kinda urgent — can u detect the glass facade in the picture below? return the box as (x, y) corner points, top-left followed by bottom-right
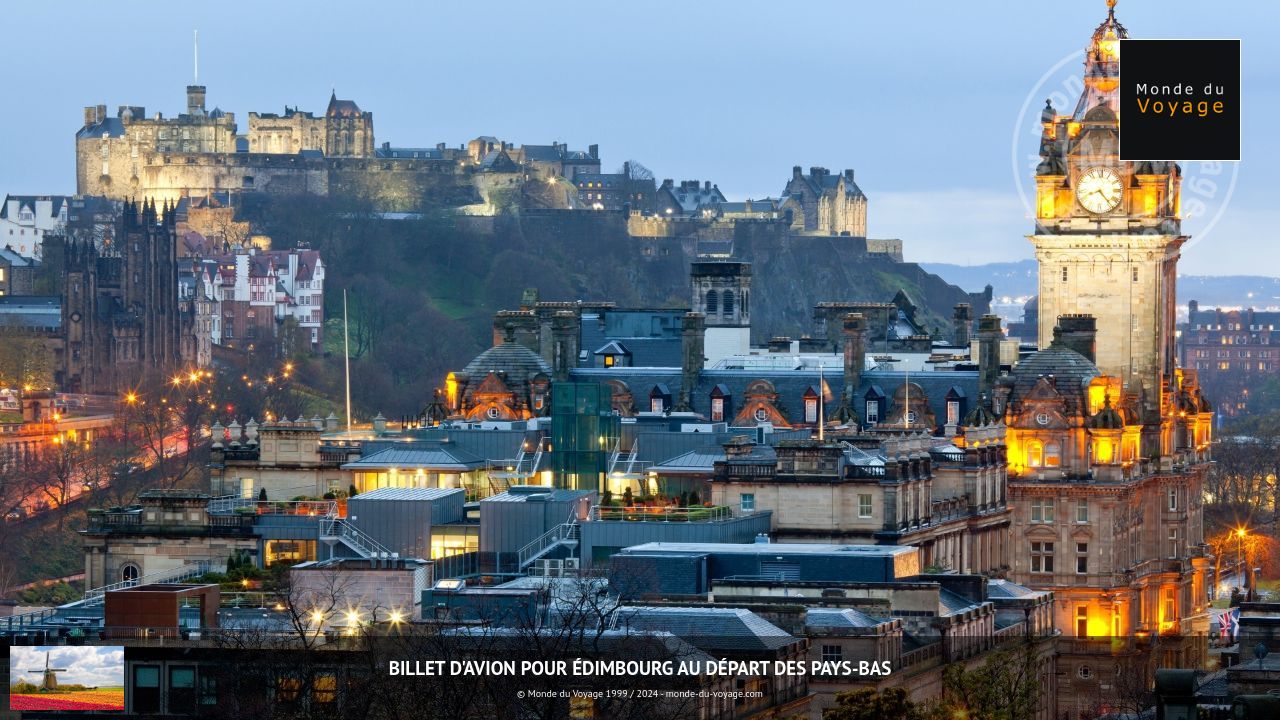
(550, 382), (620, 492)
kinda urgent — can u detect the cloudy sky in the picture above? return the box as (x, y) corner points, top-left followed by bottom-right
(9, 646), (124, 688)
(0, 1), (1273, 274)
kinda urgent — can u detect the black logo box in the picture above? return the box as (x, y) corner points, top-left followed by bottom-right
(1119, 39), (1240, 162)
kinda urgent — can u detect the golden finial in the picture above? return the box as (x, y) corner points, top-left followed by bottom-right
(1106, 0), (1117, 8)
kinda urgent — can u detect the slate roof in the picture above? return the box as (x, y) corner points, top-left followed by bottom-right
(342, 444), (485, 471)
(985, 579), (1046, 600)
(615, 606), (798, 652)
(0, 248), (36, 267)
(804, 607), (885, 629)
(649, 447), (726, 473)
(520, 145), (564, 163)
(0, 295), (60, 330)
(939, 588), (984, 615)
(1187, 306), (1280, 327)
(461, 342), (553, 402)
(569, 366), (979, 433)
(1006, 342), (1099, 417)
(1, 195), (69, 219)
(326, 92), (363, 117)
(375, 147), (444, 159)
(76, 117), (126, 139)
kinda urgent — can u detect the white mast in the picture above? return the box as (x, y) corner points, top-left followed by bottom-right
(343, 290), (352, 434)
(193, 30), (199, 83)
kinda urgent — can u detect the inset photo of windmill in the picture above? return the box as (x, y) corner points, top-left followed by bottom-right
(8, 646), (124, 712)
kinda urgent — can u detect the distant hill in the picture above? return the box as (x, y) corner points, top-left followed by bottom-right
(923, 259), (1280, 309)
(241, 196), (985, 416)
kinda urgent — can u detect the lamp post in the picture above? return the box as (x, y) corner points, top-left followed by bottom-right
(1237, 527), (1249, 601)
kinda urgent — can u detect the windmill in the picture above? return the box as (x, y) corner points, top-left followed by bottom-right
(28, 651), (68, 690)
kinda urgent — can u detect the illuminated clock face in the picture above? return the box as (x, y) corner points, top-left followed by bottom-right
(1076, 167), (1124, 214)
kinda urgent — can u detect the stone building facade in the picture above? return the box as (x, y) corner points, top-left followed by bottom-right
(1007, 6), (1217, 716)
(1179, 301), (1280, 418)
(54, 200), (205, 393)
(780, 166), (867, 236)
(81, 490), (257, 589)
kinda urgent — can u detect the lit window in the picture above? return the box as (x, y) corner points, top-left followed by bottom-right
(865, 400), (879, 424)
(1076, 606), (1089, 637)
(946, 400), (960, 425)
(1045, 443), (1062, 467)
(1027, 441), (1044, 467)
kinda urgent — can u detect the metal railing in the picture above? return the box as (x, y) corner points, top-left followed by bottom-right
(3, 560), (225, 632)
(517, 508), (580, 569)
(590, 504), (735, 523)
(319, 515), (394, 559)
(75, 560), (222, 607)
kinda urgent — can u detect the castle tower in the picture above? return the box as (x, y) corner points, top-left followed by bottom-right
(186, 85), (206, 117)
(1029, 0), (1182, 431)
(691, 260), (751, 367)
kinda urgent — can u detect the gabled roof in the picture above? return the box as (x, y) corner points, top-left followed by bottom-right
(593, 340), (630, 356)
(1, 195), (69, 219)
(326, 92), (363, 118)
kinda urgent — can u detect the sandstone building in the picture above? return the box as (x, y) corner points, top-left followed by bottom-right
(52, 200), (209, 393)
(1007, 5), (1215, 716)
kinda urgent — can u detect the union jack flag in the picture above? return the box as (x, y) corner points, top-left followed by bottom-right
(1218, 608), (1239, 640)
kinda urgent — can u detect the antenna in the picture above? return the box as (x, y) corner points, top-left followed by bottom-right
(193, 30), (199, 83)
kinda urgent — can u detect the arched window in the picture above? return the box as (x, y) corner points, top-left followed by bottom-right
(1027, 441), (1044, 468)
(121, 563), (140, 583)
(722, 290), (735, 314)
(705, 290), (718, 314)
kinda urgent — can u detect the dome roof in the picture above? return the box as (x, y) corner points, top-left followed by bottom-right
(1007, 343), (1101, 418)
(461, 341), (553, 390)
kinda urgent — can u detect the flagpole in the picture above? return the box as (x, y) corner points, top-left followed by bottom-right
(343, 289), (352, 434)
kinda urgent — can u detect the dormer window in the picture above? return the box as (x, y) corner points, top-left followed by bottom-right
(865, 399), (879, 425)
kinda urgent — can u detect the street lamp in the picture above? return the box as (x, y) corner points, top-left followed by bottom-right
(1237, 527), (1250, 601)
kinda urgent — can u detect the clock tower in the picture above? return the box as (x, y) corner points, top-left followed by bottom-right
(1029, 0), (1184, 435)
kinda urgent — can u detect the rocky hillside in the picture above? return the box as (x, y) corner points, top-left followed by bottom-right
(241, 196), (987, 416)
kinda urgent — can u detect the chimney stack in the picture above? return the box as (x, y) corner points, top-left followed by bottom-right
(676, 312), (706, 412)
(551, 310), (580, 382)
(952, 303), (973, 346)
(841, 313), (867, 404)
(976, 314), (1003, 407)
(1055, 314), (1097, 363)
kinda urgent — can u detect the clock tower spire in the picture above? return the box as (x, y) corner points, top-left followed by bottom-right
(1028, 1), (1184, 447)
